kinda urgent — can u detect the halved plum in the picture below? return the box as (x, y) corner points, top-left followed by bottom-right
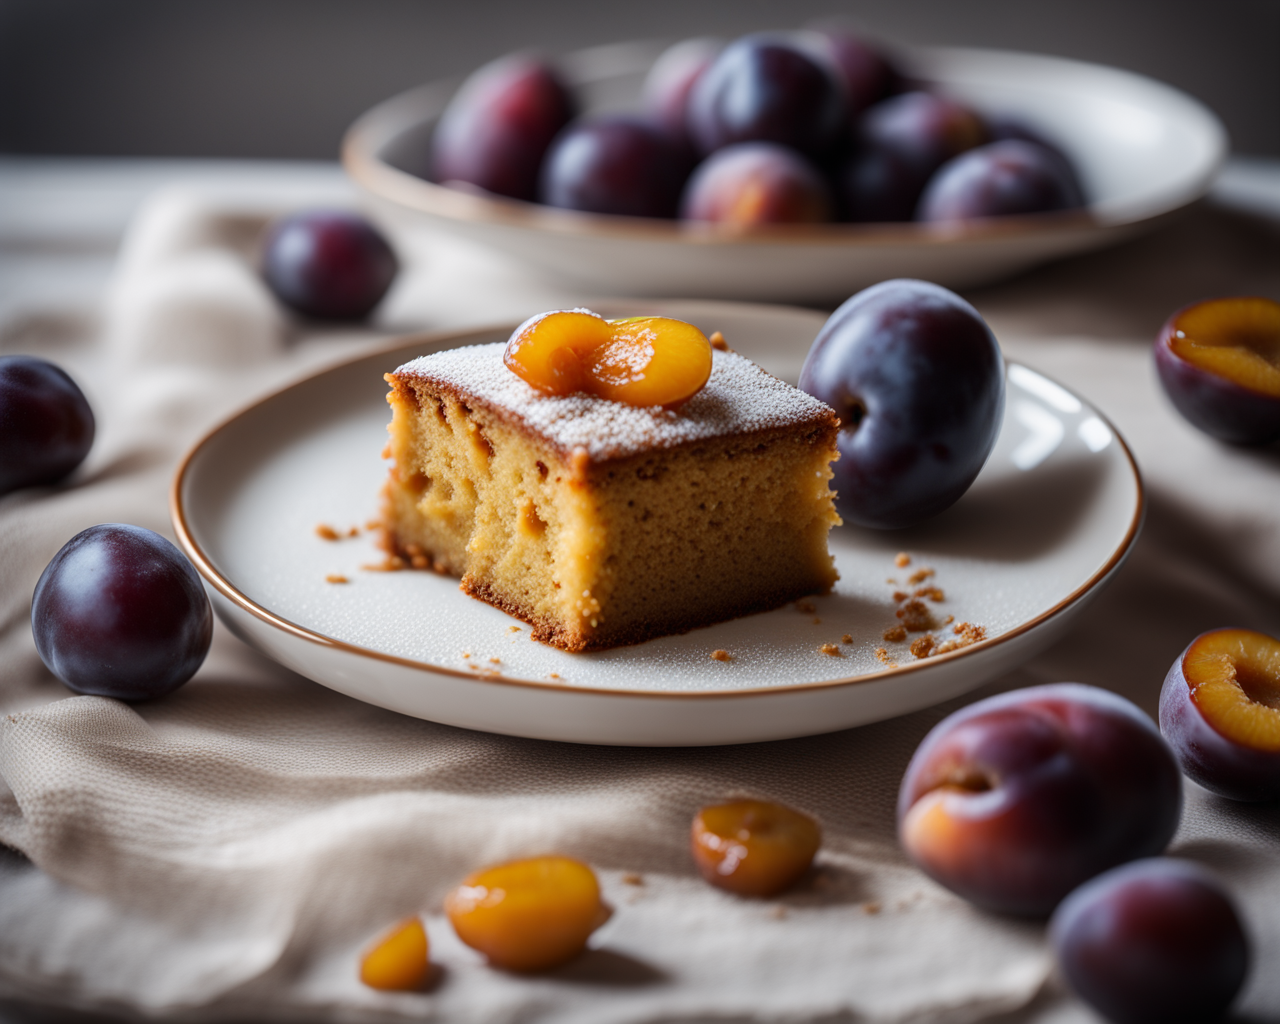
(1159, 627), (1280, 801)
(1154, 296), (1280, 445)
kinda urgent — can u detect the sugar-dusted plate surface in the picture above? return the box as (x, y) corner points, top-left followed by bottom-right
(173, 302), (1142, 746)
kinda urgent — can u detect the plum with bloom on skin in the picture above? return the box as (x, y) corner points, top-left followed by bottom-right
(642, 37), (722, 146)
(798, 279), (1003, 528)
(0, 356), (95, 495)
(800, 26), (899, 117)
(540, 117), (689, 219)
(917, 139), (1084, 223)
(1159, 627), (1280, 802)
(431, 55), (574, 201)
(687, 35), (846, 158)
(261, 211), (398, 321)
(859, 91), (986, 183)
(898, 683), (1182, 916)
(31, 524), (213, 700)
(681, 142), (831, 225)
(1050, 859), (1249, 1024)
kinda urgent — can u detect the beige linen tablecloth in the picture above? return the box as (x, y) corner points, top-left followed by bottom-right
(1, 163), (1279, 1023)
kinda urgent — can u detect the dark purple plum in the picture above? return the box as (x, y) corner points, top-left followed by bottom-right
(680, 142), (831, 225)
(1050, 859), (1248, 1024)
(431, 54), (574, 201)
(686, 35), (846, 158)
(32, 524), (213, 700)
(917, 140), (1084, 223)
(261, 211), (398, 321)
(798, 279), (1004, 529)
(1154, 296), (1280, 445)
(986, 115), (1085, 200)
(1159, 627), (1280, 802)
(0, 356), (95, 496)
(642, 37), (722, 146)
(837, 144), (922, 222)
(899, 684), (1184, 917)
(539, 116), (689, 218)
(859, 91), (986, 183)
(800, 27), (899, 117)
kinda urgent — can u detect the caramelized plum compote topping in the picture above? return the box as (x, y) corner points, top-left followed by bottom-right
(504, 308), (713, 407)
(359, 917), (430, 991)
(444, 855), (611, 972)
(691, 798), (821, 897)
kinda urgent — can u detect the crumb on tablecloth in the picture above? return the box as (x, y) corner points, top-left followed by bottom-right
(819, 643), (842, 656)
(315, 523), (341, 541)
(907, 567), (935, 585)
(324, 574), (348, 584)
(895, 552), (911, 568)
(711, 649), (733, 662)
(841, 634), (853, 644)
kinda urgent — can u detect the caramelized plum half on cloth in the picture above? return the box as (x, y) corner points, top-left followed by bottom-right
(1160, 627), (1280, 801)
(1154, 296), (1280, 444)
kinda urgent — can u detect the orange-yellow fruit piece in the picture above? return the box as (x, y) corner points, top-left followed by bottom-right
(1185, 627), (1280, 752)
(1170, 297), (1280, 398)
(444, 855), (612, 972)
(691, 798), (821, 897)
(359, 916), (430, 991)
(504, 308), (713, 407)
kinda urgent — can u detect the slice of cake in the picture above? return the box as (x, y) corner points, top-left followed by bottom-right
(381, 340), (840, 652)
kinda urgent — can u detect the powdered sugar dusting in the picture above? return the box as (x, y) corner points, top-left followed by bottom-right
(393, 343), (835, 461)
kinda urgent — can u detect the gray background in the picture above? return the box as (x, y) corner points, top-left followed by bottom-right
(0, 0), (1276, 159)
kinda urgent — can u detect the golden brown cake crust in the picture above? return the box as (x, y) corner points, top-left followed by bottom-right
(389, 343), (838, 462)
(381, 344), (841, 653)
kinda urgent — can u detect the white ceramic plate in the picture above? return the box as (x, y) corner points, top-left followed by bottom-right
(343, 42), (1225, 303)
(172, 302), (1142, 746)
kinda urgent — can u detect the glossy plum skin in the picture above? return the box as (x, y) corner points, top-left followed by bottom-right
(898, 684), (1183, 917)
(798, 280), (1004, 528)
(0, 356), (95, 496)
(687, 35), (846, 158)
(431, 55), (574, 201)
(1159, 629), (1280, 802)
(642, 37), (722, 145)
(32, 524), (213, 700)
(1050, 859), (1249, 1024)
(917, 140), (1084, 222)
(986, 116), (1085, 199)
(1153, 299), (1280, 445)
(261, 211), (398, 320)
(837, 144), (921, 222)
(860, 91), (986, 183)
(680, 142), (831, 225)
(539, 117), (688, 219)
(803, 28), (898, 117)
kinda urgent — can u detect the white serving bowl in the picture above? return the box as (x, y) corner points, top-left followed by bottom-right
(343, 41), (1225, 303)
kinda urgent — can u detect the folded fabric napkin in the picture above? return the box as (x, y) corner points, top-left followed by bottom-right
(1, 172), (1279, 1023)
